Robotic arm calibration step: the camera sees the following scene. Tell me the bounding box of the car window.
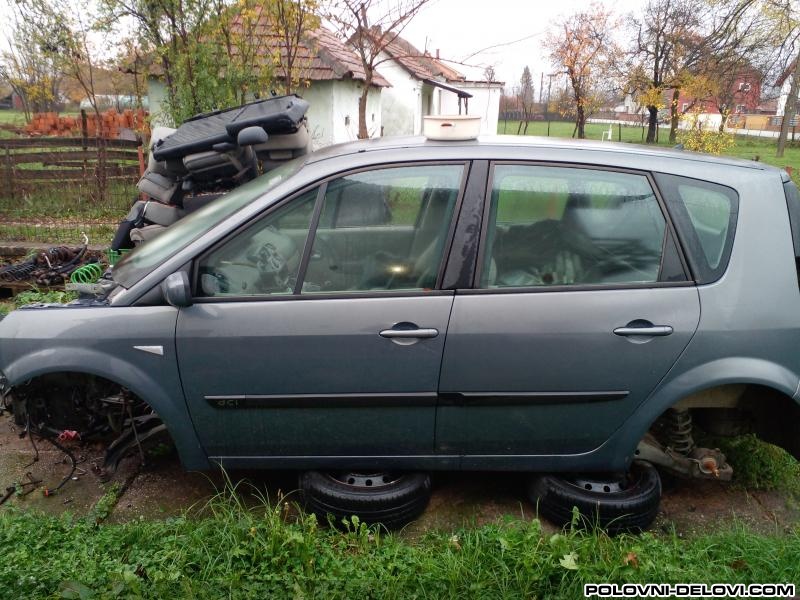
[653,173,738,282]
[112,156,305,289]
[481,165,667,288]
[197,188,317,297]
[300,164,463,293]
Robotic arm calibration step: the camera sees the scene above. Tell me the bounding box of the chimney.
[436,49,440,59]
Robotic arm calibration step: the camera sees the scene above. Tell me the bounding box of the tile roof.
[151,9,389,87]
[375,32,465,82]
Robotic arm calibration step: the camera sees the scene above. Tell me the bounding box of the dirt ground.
[1,414,797,536]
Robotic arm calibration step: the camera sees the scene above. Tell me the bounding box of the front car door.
[437,163,701,462]
[176,162,467,465]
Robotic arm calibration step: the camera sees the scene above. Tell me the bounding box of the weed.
[86,484,123,526]
[714,434,800,497]
[0,489,799,599]
[13,289,77,308]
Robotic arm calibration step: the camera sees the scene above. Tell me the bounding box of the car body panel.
[0,306,210,470]
[176,294,454,458]
[1,136,799,473]
[437,285,701,456]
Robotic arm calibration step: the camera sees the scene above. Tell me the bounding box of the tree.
[763,0,800,157]
[628,0,705,144]
[545,4,617,139]
[269,0,320,95]
[325,0,431,139]
[0,4,62,121]
[20,0,106,124]
[517,65,535,134]
[100,0,276,125]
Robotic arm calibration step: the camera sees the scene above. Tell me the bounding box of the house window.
[738,82,751,92]
[736,105,745,114]
[345,115,350,126]
[682,103,689,112]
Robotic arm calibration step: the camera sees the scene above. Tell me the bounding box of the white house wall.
[439,82,502,135]
[147,79,170,127]
[300,81,335,149]
[378,53,422,136]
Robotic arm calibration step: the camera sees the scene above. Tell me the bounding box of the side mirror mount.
[237,126,269,147]
[162,271,193,308]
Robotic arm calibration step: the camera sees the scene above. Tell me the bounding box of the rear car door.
[437,163,701,460]
[175,162,467,463]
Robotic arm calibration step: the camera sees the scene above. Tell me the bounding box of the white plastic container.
[423,115,481,140]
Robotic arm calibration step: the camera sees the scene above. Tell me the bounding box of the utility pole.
[539,72,544,104]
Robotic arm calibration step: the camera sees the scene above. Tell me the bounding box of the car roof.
[306,134,776,173]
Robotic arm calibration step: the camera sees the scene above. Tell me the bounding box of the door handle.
[379,328,439,339]
[613,325,673,337]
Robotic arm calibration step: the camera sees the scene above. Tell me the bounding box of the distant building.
[146,16,389,147]
[373,34,503,137]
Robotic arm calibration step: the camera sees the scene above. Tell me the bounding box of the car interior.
[198,172,460,297]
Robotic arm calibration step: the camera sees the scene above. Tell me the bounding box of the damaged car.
[2,133,800,533]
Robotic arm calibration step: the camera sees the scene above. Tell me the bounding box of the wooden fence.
[0,136,145,244]
[1,137,144,200]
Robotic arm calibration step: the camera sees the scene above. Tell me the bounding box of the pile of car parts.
[0,244,104,287]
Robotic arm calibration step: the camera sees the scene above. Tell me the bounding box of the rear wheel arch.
[629,381,800,462]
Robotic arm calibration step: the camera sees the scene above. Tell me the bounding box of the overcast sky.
[0,0,644,94]
[400,0,642,90]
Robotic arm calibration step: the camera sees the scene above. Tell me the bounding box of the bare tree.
[0,5,62,121]
[325,0,431,139]
[545,4,618,139]
[764,0,800,157]
[628,0,705,144]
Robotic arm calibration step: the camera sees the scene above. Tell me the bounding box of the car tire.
[299,470,432,529]
[527,461,662,534]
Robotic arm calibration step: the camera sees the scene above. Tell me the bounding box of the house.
[657,68,763,130]
[146,20,389,148]
[374,34,503,137]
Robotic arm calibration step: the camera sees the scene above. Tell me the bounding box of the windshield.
[113,157,305,288]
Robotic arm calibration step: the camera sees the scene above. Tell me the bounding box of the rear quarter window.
[653,173,739,283]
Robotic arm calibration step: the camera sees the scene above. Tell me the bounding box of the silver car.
[2,136,799,532]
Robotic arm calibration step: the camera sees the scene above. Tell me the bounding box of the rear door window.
[480,164,678,288]
[653,173,738,282]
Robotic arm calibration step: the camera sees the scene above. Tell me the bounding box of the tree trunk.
[669,89,680,144]
[718,112,727,134]
[576,102,586,139]
[778,54,800,158]
[646,106,658,143]
[358,86,369,139]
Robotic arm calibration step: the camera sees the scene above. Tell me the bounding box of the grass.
[0,486,798,600]
[0,109,27,126]
[497,120,800,183]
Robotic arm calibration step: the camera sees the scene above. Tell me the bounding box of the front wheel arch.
[5,365,209,470]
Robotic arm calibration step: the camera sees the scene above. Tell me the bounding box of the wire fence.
[0,137,143,246]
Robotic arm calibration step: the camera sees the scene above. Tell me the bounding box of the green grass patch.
[1,489,798,599]
[0,109,27,126]
[0,223,117,245]
[497,120,800,185]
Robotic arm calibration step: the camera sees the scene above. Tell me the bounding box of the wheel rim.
[562,468,645,495]
[326,472,403,489]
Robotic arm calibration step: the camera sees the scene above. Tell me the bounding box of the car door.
[436,163,701,460]
[176,162,467,462]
